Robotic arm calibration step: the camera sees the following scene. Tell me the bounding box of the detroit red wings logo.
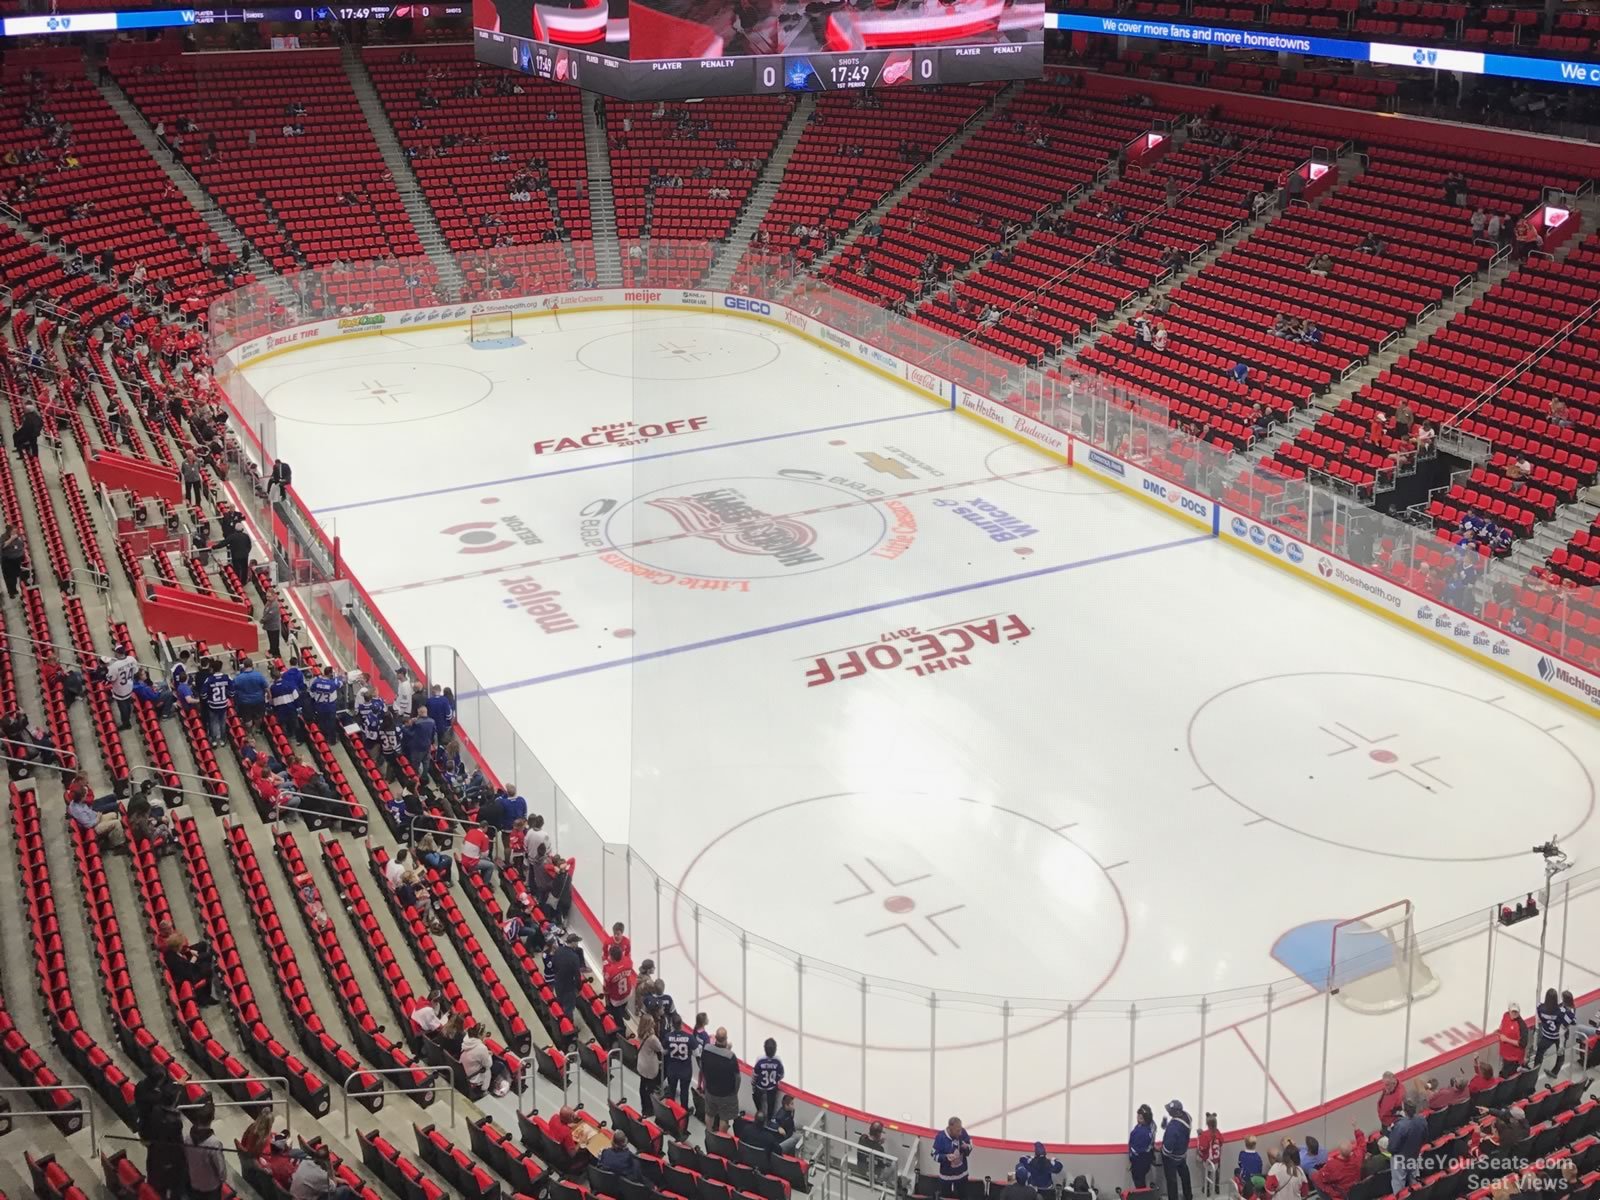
[645,488,823,569]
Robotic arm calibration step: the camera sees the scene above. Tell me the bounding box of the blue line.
[315,408,945,515]
[462,532,1210,700]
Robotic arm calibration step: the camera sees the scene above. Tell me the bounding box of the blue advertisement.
[1047,11,1600,89]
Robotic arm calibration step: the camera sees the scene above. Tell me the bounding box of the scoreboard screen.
[472,0,1043,99]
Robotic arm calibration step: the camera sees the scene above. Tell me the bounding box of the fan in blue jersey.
[306,665,342,739]
[200,659,232,743]
[932,1118,972,1198]
[661,1013,697,1108]
[356,689,385,749]
[751,1038,784,1123]
[269,661,306,743]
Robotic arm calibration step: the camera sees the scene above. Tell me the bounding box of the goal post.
[469,311,513,343]
[1329,900,1440,1015]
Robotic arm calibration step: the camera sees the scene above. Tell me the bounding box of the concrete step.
[341,45,465,299]
[706,95,813,290]
[582,97,624,286]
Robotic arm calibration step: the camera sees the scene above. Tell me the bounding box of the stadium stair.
[800,81,1018,281]
[582,98,624,286]
[705,95,814,290]
[91,56,288,303]
[343,44,467,299]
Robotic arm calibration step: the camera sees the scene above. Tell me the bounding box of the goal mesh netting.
[470,312,513,342]
[1330,901,1440,1014]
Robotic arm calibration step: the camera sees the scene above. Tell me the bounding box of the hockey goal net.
[469,311,513,342]
[1330,900,1440,1014]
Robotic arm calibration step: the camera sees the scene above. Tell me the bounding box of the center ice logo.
[645,488,823,569]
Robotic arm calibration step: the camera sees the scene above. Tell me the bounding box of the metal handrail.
[131,761,228,802]
[342,1067,450,1139]
[176,1074,292,1135]
[0,1084,94,1145]
[1441,293,1600,436]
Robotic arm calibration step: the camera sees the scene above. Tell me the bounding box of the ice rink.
[243,308,1600,1141]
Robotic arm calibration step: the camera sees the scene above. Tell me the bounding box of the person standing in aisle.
[1499,1002,1527,1077]
[261,595,282,658]
[661,1010,697,1109]
[932,1116,972,1198]
[700,1027,742,1134]
[1161,1100,1194,1200]
[636,1013,663,1116]
[180,452,203,509]
[106,643,140,731]
[1533,989,1565,1075]
[752,1038,785,1123]
[0,525,27,600]
[1129,1104,1157,1189]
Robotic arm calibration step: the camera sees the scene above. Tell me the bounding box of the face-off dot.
[829,439,846,446]
[614,628,636,639]
[883,895,915,914]
[481,496,500,505]
[1369,748,1399,764]
[1014,546,1035,556]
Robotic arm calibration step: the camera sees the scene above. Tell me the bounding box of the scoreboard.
[473,0,1043,99]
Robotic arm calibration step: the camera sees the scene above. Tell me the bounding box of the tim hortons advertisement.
[956,388,1069,457]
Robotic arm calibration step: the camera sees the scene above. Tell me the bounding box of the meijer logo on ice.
[724,296,772,315]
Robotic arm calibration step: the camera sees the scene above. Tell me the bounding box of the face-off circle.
[265,361,495,426]
[1188,672,1594,861]
[671,791,1126,1049]
[578,325,780,381]
[604,475,889,580]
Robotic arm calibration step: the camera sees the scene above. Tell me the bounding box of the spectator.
[1514,216,1542,258]
[460,1025,512,1096]
[1376,1071,1405,1127]
[1250,191,1270,219]
[1486,213,1503,242]
[1230,362,1250,385]
[636,1013,663,1114]
[1237,1135,1263,1189]
[290,1142,356,1200]
[1307,253,1332,277]
[1162,1100,1193,1200]
[661,1011,697,1108]
[701,1027,742,1133]
[231,658,268,730]
[183,1098,227,1200]
[12,403,43,458]
[547,1105,585,1161]
[200,658,231,743]
[602,942,636,1030]
[1311,1129,1367,1200]
[261,597,282,659]
[460,821,497,885]
[765,1092,802,1156]
[223,519,252,584]
[1427,1073,1469,1110]
[1467,1058,1497,1095]
[1532,988,1565,1074]
[1387,1100,1427,1194]
[1016,1142,1063,1191]
[1267,1145,1305,1199]
[402,710,436,774]
[999,1175,1037,1200]
[106,643,140,731]
[859,1121,894,1185]
[1470,207,1487,238]
[137,1074,185,1200]
[0,525,27,599]
[1129,1103,1157,1188]
[596,1130,641,1180]
[752,1037,785,1123]
[933,1117,973,1198]
[1498,1002,1527,1076]
[1301,1136,1327,1176]
[132,670,176,719]
[1356,233,1385,255]
[1359,1136,1388,1181]
[550,932,586,1024]
[1152,326,1169,352]
[158,922,216,1005]
[69,784,126,851]
[306,664,341,739]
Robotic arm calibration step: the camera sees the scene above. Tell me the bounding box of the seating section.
[109,47,427,277]
[823,82,1184,308]
[362,45,595,288]
[2,53,245,318]
[730,86,1000,287]
[1106,51,1402,112]
[606,96,796,286]
[921,112,1321,365]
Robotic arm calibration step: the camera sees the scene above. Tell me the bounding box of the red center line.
[367,465,1069,596]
